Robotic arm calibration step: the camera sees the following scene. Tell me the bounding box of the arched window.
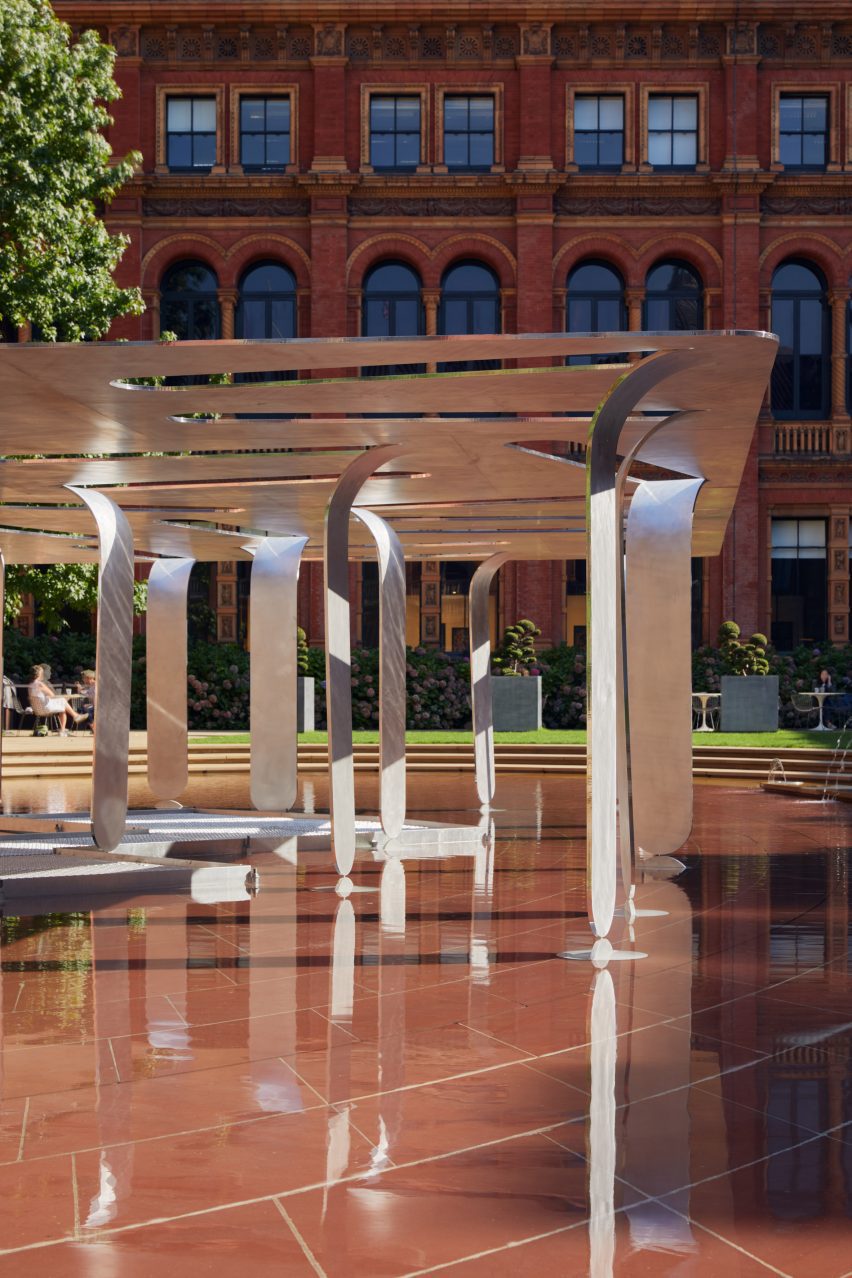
[362,261,423,338]
[566,260,626,364]
[361,260,423,379]
[159,261,220,340]
[643,260,703,331]
[236,262,296,339]
[771,260,829,420]
[439,260,500,336]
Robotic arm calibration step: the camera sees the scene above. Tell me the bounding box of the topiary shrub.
[492,619,542,676]
[717,620,771,676]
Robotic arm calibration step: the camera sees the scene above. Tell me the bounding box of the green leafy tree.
[0,0,142,339]
[5,563,147,631]
[297,626,309,675]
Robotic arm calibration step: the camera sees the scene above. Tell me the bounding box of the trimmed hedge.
[6,628,851,733]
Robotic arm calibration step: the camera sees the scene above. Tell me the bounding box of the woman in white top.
[27,665,86,734]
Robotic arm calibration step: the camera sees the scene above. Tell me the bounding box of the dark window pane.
[193,300,219,340]
[597,299,622,329]
[472,298,498,333]
[267,99,290,129]
[799,299,824,355]
[370,98,395,129]
[570,262,623,293]
[444,98,468,129]
[772,298,795,348]
[779,98,803,130]
[241,135,264,166]
[568,298,593,331]
[365,262,421,293]
[193,135,215,167]
[802,98,827,130]
[469,98,494,130]
[444,134,467,167]
[241,299,266,339]
[444,262,496,293]
[470,134,493,168]
[266,134,289,166]
[365,298,392,337]
[779,134,803,166]
[394,299,420,335]
[241,99,265,130]
[396,132,420,166]
[442,298,469,334]
[598,133,623,166]
[168,136,191,168]
[645,299,670,329]
[802,132,825,167]
[574,134,598,167]
[371,135,393,167]
[396,98,420,129]
[798,356,824,410]
[161,299,189,337]
[773,262,823,291]
[269,300,294,339]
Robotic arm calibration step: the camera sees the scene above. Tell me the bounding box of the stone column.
[142,291,160,340]
[423,289,440,374]
[215,560,238,643]
[625,287,644,363]
[218,289,237,341]
[310,29,348,173]
[516,25,553,171]
[830,291,851,454]
[419,560,441,647]
[828,510,849,646]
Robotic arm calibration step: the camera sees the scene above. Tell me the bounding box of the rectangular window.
[166,97,217,170]
[574,95,624,169]
[779,95,828,169]
[240,97,291,170]
[771,518,827,648]
[369,95,421,170]
[444,95,495,169]
[647,95,697,167]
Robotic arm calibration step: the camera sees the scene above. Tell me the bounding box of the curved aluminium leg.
[575,351,695,953]
[352,509,406,838]
[67,487,135,853]
[0,550,4,810]
[469,554,509,806]
[324,446,404,876]
[146,557,194,803]
[249,536,309,812]
[626,478,702,860]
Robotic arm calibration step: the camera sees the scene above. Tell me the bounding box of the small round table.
[807,690,839,732]
[693,691,719,732]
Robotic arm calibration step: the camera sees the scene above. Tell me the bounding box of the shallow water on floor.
[0,774,848,1275]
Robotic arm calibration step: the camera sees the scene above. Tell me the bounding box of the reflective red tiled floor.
[0,774,849,1275]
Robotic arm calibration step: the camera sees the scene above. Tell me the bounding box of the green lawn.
[190,728,852,750]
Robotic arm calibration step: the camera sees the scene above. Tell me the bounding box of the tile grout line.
[272,1198,329,1278]
[107,1037,121,1083]
[70,1151,80,1238]
[661,1204,794,1277]
[163,993,189,1026]
[0,1116,597,1258]
[15,1097,29,1162]
[398,1216,594,1276]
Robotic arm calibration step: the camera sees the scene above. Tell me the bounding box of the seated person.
[27,664,86,735]
[76,669,96,729]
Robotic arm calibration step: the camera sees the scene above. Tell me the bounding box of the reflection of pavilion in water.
[2,828,848,1246]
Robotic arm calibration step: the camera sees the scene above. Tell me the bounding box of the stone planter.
[490,675,542,731]
[297,676,315,733]
[719,674,778,732]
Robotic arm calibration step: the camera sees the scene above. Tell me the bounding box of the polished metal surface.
[324,446,404,876]
[0,332,778,941]
[146,558,194,803]
[352,510,406,839]
[249,537,308,812]
[67,487,135,853]
[469,553,510,806]
[626,479,703,860]
[585,353,694,941]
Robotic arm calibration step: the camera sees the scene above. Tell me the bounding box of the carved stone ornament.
[762,196,852,216]
[109,26,139,57]
[521,24,551,56]
[556,195,719,217]
[144,198,309,218]
[727,22,756,55]
[350,197,514,217]
[315,24,344,56]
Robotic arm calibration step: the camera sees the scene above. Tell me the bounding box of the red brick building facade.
[53,1,852,651]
